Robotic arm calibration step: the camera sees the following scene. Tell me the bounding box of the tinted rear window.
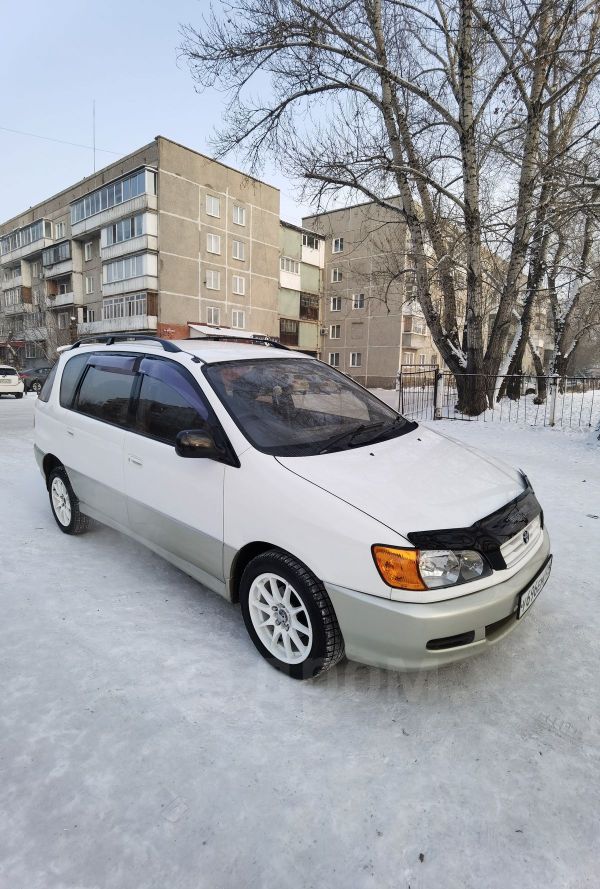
[75,355,137,427]
[60,354,90,408]
[0,367,17,376]
[38,364,58,402]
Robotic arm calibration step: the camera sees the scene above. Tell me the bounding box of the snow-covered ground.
[1,395,599,889]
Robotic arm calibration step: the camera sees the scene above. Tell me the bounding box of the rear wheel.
[240,550,344,679]
[31,380,42,393]
[15,392,23,399]
[48,467,89,535]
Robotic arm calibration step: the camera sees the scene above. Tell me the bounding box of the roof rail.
[68,334,183,354]
[186,334,291,351]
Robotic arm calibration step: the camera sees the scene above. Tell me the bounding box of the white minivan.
[34,334,552,679]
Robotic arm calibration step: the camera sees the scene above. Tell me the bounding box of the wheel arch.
[228,541,312,603]
[42,453,63,489]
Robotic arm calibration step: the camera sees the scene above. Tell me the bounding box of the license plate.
[517,555,552,619]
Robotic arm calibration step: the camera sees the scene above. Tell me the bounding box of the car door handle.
[67,428,75,437]
[128,455,143,466]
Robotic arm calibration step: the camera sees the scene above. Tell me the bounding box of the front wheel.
[48,467,89,535]
[240,550,344,679]
[31,380,42,393]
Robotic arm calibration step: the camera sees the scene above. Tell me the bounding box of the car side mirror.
[175,428,224,460]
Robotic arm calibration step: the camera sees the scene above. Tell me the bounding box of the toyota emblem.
[523,529,530,544]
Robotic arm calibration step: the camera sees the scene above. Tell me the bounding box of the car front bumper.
[325,528,551,671]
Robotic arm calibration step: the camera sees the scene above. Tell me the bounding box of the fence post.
[548,374,558,426]
[396,368,402,413]
[433,368,443,420]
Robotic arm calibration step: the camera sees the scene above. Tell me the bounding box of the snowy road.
[1,395,599,889]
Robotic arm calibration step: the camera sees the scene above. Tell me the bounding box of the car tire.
[240,550,345,679]
[48,466,89,535]
[32,381,42,393]
[15,392,23,399]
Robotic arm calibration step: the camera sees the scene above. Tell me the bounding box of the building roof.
[280,219,324,238]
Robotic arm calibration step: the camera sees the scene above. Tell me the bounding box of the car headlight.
[372,545,491,591]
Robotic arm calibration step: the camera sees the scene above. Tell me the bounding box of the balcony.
[71,194,157,238]
[79,314,158,336]
[402,331,427,349]
[0,220,53,265]
[2,273,22,291]
[43,259,73,279]
[46,291,84,309]
[101,233,158,262]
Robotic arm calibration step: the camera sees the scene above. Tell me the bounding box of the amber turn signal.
[372,545,427,591]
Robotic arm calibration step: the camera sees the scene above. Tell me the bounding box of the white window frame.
[54,222,66,239]
[329,324,341,339]
[207,306,221,326]
[206,233,221,255]
[85,275,94,295]
[350,352,362,367]
[331,268,342,283]
[232,205,246,226]
[332,237,344,253]
[232,275,246,296]
[280,256,300,275]
[232,239,245,261]
[330,296,342,312]
[84,241,93,262]
[328,352,340,367]
[352,293,365,309]
[206,269,221,290]
[206,195,221,218]
[232,310,245,329]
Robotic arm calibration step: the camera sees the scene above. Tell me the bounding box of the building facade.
[0,137,280,364]
[303,201,442,387]
[278,221,324,355]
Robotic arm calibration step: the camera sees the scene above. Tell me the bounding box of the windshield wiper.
[366,415,417,444]
[318,421,385,455]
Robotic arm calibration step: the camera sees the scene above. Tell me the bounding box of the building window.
[84,307,96,323]
[279,318,299,346]
[57,313,69,330]
[280,256,300,275]
[1,219,52,256]
[331,268,342,283]
[85,276,94,294]
[207,233,221,254]
[84,241,93,261]
[332,237,344,253]
[70,169,150,225]
[232,275,245,296]
[207,306,221,326]
[402,352,415,365]
[232,310,245,329]
[352,293,365,309]
[104,214,143,247]
[419,353,426,365]
[328,352,340,367]
[4,288,21,307]
[299,293,319,321]
[233,205,246,226]
[103,254,145,284]
[206,194,220,218]
[303,233,319,249]
[31,262,40,278]
[25,343,36,359]
[350,352,362,367]
[330,296,342,312]
[54,222,66,239]
[232,239,245,261]
[206,269,221,290]
[329,324,341,339]
[102,294,146,319]
[42,241,71,267]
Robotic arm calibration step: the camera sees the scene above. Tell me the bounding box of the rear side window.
[135,357,210,445]
[75,354,138,428]
[38,364,58,403]
[59,354,89,408]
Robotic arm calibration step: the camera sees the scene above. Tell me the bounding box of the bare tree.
[181,0,600,413]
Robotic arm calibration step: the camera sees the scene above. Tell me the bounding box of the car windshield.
[0,367,17,375]
[204,357,415,456]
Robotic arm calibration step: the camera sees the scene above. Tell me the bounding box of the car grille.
[500,514,542,569]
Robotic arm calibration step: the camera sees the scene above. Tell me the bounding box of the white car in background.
[0,365,24,398]
[33,333,552,680]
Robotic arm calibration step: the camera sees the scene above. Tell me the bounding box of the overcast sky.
[0,0,313,225]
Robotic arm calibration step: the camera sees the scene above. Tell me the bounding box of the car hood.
[276,425,524,539]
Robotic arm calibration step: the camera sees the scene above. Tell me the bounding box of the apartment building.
[0,136,280,364]
[303,201,442,387]
[278,221,324,355]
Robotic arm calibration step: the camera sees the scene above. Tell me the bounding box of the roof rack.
[187,323,291,350]
[68,334,183,354]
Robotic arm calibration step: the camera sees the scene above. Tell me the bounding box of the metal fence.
[397,367,600,429]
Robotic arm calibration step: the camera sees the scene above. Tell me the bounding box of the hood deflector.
[406,485,543,570]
